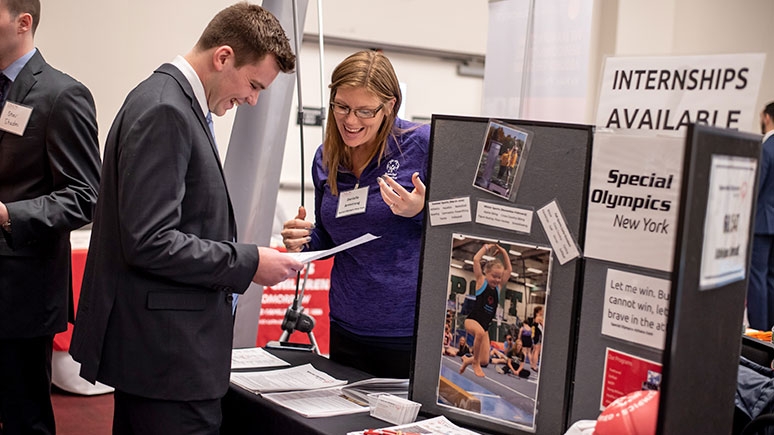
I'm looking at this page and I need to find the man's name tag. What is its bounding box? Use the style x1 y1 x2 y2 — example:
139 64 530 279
336 186 368 218
0 102 32 136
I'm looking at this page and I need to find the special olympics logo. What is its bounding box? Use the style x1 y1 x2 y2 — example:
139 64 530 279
385 159 400 179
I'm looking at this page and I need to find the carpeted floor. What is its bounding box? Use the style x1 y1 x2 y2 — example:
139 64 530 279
52 386 113 434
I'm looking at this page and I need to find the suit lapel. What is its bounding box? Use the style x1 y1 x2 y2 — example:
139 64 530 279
154 63 239 240
8 50 43 105
155 63 219 157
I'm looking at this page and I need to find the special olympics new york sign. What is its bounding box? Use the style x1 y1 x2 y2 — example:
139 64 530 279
584 132 684 272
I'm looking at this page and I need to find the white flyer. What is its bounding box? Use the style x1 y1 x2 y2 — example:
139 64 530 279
537 200 580 265
699 155 757 290
428 197 472 226
287 233 380 264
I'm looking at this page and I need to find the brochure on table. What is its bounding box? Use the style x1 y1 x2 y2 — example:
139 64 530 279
261 378 410 418
229 363 346 394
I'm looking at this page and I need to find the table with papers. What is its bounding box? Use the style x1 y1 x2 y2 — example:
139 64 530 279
221 347 399 435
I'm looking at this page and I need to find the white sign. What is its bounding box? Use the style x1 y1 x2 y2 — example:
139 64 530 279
537 200 580 265
602 269 671 350
596 53 765 134
699 155 757 290
475 200 532 233
428 197 471 226
584 132 684 272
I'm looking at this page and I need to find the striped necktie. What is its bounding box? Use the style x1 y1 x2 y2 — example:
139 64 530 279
206 111 215 138
206 111 239 315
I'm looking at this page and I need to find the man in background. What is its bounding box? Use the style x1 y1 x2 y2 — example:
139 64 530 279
69 3 302 433
748 101 774 331
0 0 101 433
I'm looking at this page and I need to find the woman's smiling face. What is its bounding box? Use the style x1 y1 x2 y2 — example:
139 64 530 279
332 86 392 150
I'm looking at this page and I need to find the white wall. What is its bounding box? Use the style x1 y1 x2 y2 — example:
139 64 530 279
36 1 238 154
303 0 488 55
612 0 774 129
34 0 489 157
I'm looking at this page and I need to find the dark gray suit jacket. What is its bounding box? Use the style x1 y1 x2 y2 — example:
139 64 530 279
70 63 259 401
755 134 774 235
0 50 100 339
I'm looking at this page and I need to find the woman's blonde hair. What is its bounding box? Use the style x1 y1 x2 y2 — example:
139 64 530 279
323 50 402 195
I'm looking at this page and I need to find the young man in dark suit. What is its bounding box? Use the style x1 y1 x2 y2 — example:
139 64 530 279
749 101 774 331
69 3 302 434
0 0 101 433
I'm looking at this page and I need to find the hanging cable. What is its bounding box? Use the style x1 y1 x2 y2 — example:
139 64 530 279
292 0 305 209
317 0 326 139
291 0 309 298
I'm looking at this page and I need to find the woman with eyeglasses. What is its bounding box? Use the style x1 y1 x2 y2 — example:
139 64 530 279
281 50 430 378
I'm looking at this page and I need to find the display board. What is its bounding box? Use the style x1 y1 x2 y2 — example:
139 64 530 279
411 115 592 434
657 124 761 434
567 124 761 432
568 131 682 423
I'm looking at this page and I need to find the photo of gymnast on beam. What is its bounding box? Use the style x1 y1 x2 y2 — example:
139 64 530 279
438 233 552 431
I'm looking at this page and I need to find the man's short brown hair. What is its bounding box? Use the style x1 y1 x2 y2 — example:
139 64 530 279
196 2 295 73
3 0 40 34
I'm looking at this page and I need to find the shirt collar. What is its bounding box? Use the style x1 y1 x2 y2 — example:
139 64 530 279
3 48 37 81
170 55 208 118
764 130 774 143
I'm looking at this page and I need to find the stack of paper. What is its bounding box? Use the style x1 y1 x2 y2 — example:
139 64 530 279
259 377 409 418
338 378 409 405
261 387 370 418
230 347 290 370
229 363 347 394
370 393 421 425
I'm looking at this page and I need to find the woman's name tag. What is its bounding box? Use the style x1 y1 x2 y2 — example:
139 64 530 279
336 186 368 218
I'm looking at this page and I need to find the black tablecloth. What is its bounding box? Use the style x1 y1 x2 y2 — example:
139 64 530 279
221 348 392 435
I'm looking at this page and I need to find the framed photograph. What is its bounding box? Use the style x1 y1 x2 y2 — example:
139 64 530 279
438 233 552 432
473 120 533 202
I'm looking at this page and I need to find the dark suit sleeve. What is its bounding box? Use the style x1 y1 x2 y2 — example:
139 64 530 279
5 81 100 247
115 102 257 291
757 138 774 232
760 139 771 193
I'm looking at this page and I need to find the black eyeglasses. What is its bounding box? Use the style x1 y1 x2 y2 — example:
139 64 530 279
330 102 384 119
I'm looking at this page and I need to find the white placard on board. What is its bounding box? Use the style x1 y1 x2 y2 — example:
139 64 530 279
584 132 684 272
601 268 671 350
699 155 757 290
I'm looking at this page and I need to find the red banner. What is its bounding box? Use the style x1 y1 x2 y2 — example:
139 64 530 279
255 257 333 355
